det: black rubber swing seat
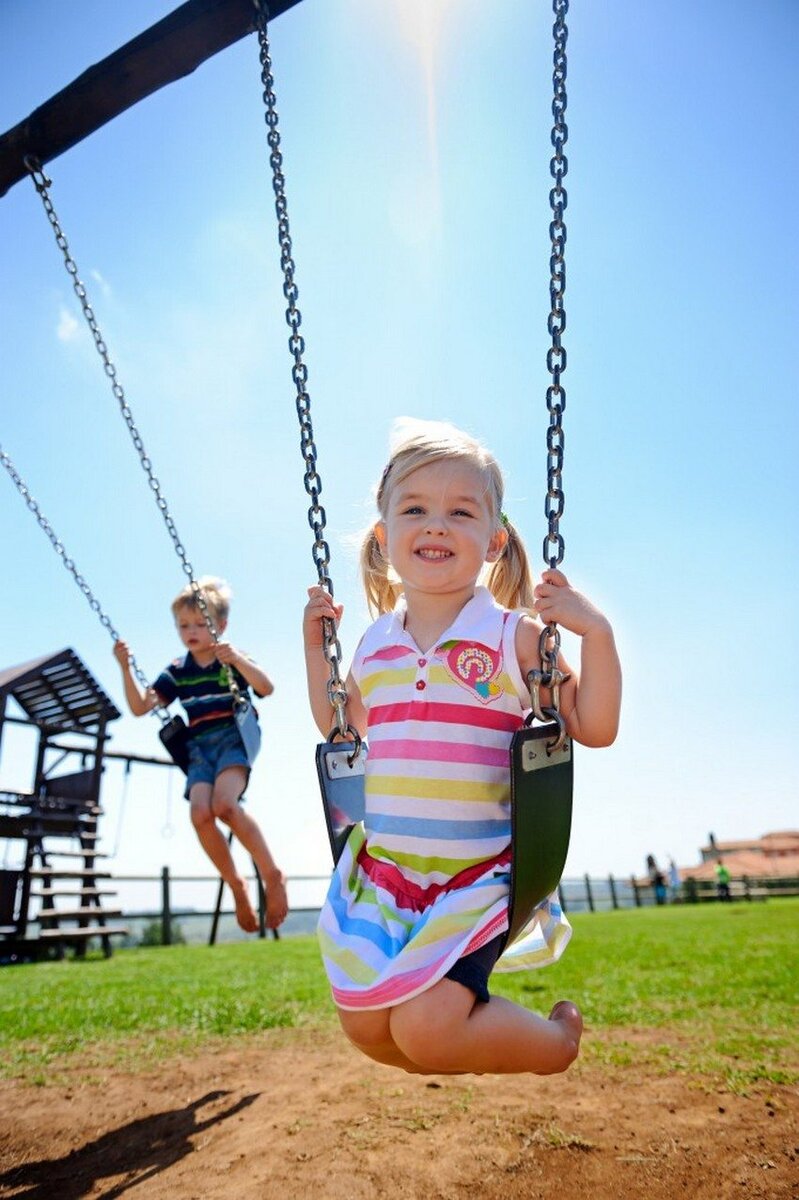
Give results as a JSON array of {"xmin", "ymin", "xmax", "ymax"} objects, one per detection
[{"xmin": 316, "ymin": 722, "xmax": 572, "ymax": 950}]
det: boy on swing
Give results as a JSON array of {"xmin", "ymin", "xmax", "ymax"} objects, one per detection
[{"xmin": 113, "ymin": 576, "xmax": 288, "ymax": 932}]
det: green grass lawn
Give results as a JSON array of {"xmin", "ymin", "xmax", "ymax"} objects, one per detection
[
  {"xmin": 2, "ymin": 899, "xmax": 796, "ymax": 1089},
  {"xmin": 493, "ymin": 899, "xmax": 798, "ymax": 1089}
]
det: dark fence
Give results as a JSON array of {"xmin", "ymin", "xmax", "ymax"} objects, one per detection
[
  {"xmin": 108, "ymin": 869, "xmax": 327, "ymax": 946},
  {"xmin": 97, "ymin": 869, "xmax": 799, "ymax": 947},
  {"xmin": 678, "ymin": 875, "xmax": 799, "ymax": 903},
  {"xmin": 562, "ymin": 873, "xmax": 799, "ymax": 912}
]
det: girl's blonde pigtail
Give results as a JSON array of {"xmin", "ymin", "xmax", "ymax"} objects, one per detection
[
  {"xmin": 485, "ymin": 520, "xmax": 536, "ymax": 612},
  {"xmin": 360, "ymin": 527, "xmax": 402, "ymax": 617}
]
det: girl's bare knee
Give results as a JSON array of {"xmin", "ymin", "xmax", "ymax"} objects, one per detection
[
  {"xmin": 337, "ymin": 1007, "xmax": 391, "ymax": 1050},
  {"xmin": 391, "ymin": 1019, "xmax": 449, "ymax": 1071},
  {"xmin": 390, "ymin": 990, "xmax": 466, "ymax": 1072},
  {"xmin": 336, "ymin": 1009, "xmax": 426, "ymax": 1072}
]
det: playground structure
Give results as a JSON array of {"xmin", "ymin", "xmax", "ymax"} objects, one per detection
[
  {"xmin": 0, "ymin": 648, "xmax": 128, "ymax": 960},
  {"xmin": 0, "ymin": 648, "xmax": 274, "ymax": 961}
]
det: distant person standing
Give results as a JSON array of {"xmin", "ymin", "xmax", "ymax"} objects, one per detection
[
  {"xmin": 652, "ymin": 870, "xmax": 667, "ymax": 906},
  {"xmin": 646, "ymin": 854, "xmax": 667, "ymax": 906},
  {"xmin": 715, "ymin": 859, "xmax": 732, "ymax": 901},
  {"xmin": 668, "ymin": 858, "xmax": 681, "ymax": 903}
]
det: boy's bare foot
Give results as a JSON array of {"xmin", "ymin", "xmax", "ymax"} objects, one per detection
[
  {"xmin": 264, "ymin": 870, "xmax": 289, "ymax": 929},
  {"xmin": 548, "ymin": 999, "xmax": 584, "ymax": 1054},
  {"xmin": 230, "ymin": 881, "xmax": 259, "ymax": 933}
]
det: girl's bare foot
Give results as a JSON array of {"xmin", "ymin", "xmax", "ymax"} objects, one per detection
[
  {"xmin": 264, "ymin": 870, "xmax": 289, "ymax": 929},
  {"xmin": 549, "ymin": 999, "xmax": 584, "ymax": 1058},
  {"xmin": 231, "ymin": 881, "xmax": 259, "ymax": 933}
]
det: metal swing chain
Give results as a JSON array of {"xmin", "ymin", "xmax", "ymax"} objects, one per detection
[
  {"xmin": 253, "ymin": 1, "xmax": 356, "ymax": 749},
  {"xmin": 0, "ymin": 444, "xmax": 170, "ymax": 720},
  {"xmin": 22, "ymin": 156, "xmax": 245, "ymax": 708},
  {"xmin": 528, "ymin": 0, "xmax": 570, "ymax": 749}
]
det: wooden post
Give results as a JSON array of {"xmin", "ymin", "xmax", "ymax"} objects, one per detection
[
  {"xmin": 608, "ymin": 873, "xmax": 618, "ymax": 909},
  {"xmin": 584, "ymin": 873, "xmax": 595, "ymax": 913},
  {"xmin": 161, "ymin": 865, "xmax": 172, "ymax": 946},
  {"xmin": 630, "ymin": 874, "xmax": 641, "ymax": 907}
]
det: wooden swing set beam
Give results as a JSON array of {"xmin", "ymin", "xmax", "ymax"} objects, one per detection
[{"xmin": 0, "ymin": 0, "xmax": 304, "ymax": 198}]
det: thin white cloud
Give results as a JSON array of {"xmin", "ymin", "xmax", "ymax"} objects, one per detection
[
  {"xmin": 90, "ymin": 268, "xmax": 112, "ymax": 298},
  {"xmin": 56, "ymin": 306, "xmax": 79, "ymax": 342}
]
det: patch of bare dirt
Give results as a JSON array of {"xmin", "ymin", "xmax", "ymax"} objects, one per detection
[{"xmin": 0, "ymin": 1028, "xmax": 797, "ymax": 1199}]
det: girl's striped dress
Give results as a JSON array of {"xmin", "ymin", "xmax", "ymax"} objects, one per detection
[{"xmin": 317, "ymin": 587, "xmax": 571, "ymax": 1010}]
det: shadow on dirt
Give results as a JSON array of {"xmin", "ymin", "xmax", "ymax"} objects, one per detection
[{"xmin": 0, "ymin": 1088, "xmax": 259, "ymax": 1199}]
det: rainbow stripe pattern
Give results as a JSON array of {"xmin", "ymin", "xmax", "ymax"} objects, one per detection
[{"xmin": 317, "ymin": 588, "xmax": 571, "ymax": 1010}]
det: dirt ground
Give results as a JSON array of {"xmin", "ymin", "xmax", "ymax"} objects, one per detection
[{"xmin": 0, "ymin": 1027, "xmax": 796, "ymax": 1200}]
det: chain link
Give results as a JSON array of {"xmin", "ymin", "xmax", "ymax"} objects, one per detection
[
  {"xmin": 0, "ymin": 444, "xmax": 169, "ymax": 719},
  {"xmin": 22, "ymin": 156, "xmax": 244, "ymax": 704},
  {"xmin": 254, "ymin": 3, "xmax": 356, "ymax": 746}
]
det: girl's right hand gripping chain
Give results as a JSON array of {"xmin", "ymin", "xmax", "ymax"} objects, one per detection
[
  {"xmin": 303, "ymin": 585, "xmax": 343, "ymax": 651},
  {"xmin": 304, "ymin": 586, "xmax": 346, "ymax": 736}
]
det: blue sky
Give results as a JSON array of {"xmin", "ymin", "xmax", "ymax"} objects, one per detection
[{"xmin": 1, "ymin": 0, "xmax": 797, "ymax": 914}]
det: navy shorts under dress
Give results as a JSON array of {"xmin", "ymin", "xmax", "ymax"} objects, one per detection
[{"xmin": 444, "ymin": 934, "xmax": 504, "ymax": 1003}]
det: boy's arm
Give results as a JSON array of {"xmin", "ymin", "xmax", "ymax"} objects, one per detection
[
  {"xmin": 112, "ymin": 640, "xmax": 160, "ymax": 717},
  {"xmin": 516, "ymin": 570, "xmax": 621, "ymax": 748},
  {"xmin": 216, "ymin": 644, "xmax": 274, "ymax": 697}
]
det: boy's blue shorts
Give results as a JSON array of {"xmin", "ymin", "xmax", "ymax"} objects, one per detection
[{"xmin": 184, "ymin": 723, "xmax": 249, "ymax": 798}]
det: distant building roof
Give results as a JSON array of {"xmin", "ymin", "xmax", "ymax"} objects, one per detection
[
  {"xmin": 699, "ymin": 831, "xmax": 799, "ymax": 862},
  {"xmin": 637, "ymin": 832, "xmax": 799, "ymax": 885},
  {"xmin": 680, "ymin": 851, "xmax": 799, "ymax": 881}
]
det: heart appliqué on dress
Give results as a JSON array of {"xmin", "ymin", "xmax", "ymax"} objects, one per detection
[{"xmin": 439, "ymin": 640, "xmax": 503, "ymax": 704}]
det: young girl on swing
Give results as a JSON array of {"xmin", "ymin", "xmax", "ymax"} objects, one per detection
[{"xmin": 303, "ymin": 418, "xmax": 621, "ymax": 1075}]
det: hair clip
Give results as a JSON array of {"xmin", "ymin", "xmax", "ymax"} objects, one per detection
[{"xmin": 500, "ymin": 511, "xmax": 510, "ymax": 528}]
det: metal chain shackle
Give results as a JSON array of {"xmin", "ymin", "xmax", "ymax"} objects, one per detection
[
  {"xmin": 254, "ymin": 2, "xmax": 354, "ymax": 745},
  {"xmin": 0, "ymin": 444, "xmax": 170, "ymax": 719},
  {"xmin": 22, "ymin": 156, "xmax": 246, "ymax": 705}
]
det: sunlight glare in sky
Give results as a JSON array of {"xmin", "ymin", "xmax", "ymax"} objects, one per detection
[{"xmin": 386, "ymin": 0, "xmax": 459, "ymax": 242}]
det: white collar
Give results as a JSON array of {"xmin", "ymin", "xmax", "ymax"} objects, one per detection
[{"xmin": 372, "ymin": 586, "xmax": 507, "ymax": 655}]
